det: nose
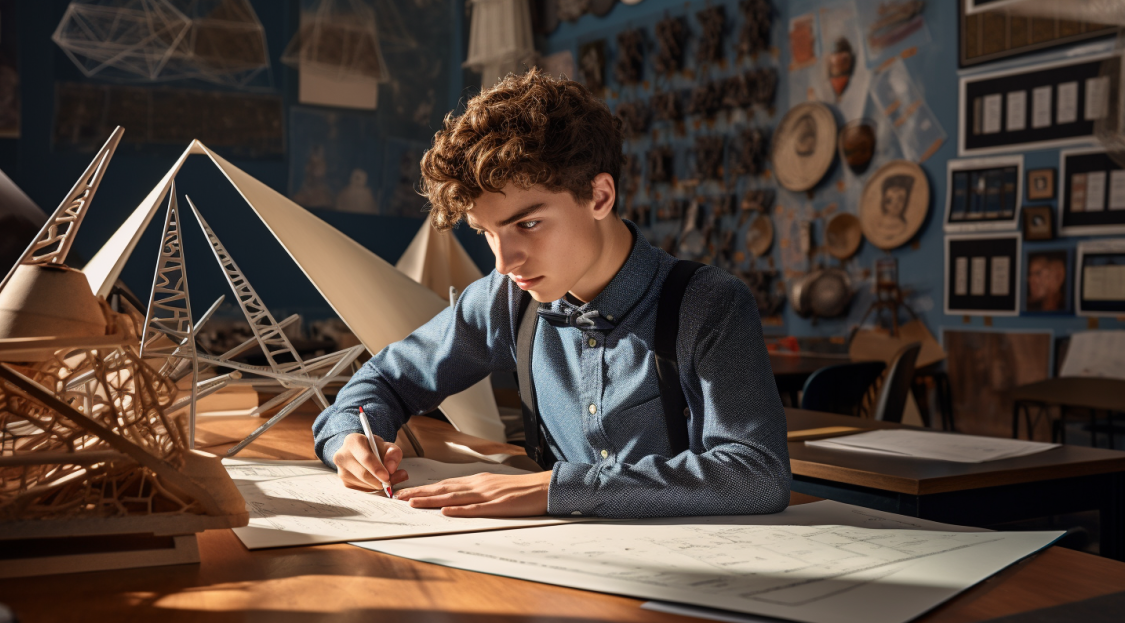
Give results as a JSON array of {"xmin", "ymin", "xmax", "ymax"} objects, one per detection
[{"xmin": 491, "ymin": 233, "xmax": 524, "ymax": 276}]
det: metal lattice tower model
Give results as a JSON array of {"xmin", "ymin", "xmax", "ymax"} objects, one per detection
[
  {"xmin": 0, "ymin": 126, "xmax": 123, "ymax": 292},
  {"xmin": 186, "ymin": 197, "xmax": 306, "ymax": 377}
]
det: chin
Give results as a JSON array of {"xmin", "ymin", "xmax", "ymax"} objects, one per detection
[{"xmin": 527, "ymin": 283, "xmax": 567, "ymax": 303}]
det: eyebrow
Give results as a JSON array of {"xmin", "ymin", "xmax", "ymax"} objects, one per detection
[{"xmin": 498, "ymin": 203, "xmax": 546, "ymax": 227}]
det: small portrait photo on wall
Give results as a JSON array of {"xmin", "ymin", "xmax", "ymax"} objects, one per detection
[
  {"xmin": 1022, "ymin": 205, "xmax": 1054, "ymax": 241},
  {"xmin": 1026, "ymin": 168, "xmax": 1056, "ymax": 201},
  {"xmin": 1023, "ymin": 249, "xmax": 1072, "ymax": 314}
]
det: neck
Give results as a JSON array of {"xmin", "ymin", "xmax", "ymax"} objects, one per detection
[{"xmin": 568, "ymin": 218, "xmax": 634, "ymax": 303}]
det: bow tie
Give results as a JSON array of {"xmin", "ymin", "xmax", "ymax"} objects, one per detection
[{"xmin": 537, "ymin": 307, "xmax": 617, "ymax": 331}]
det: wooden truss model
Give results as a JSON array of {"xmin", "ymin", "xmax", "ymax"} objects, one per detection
[{"xmin": 0, "ymin": 128, "xmax": 248, "ymax": 578}]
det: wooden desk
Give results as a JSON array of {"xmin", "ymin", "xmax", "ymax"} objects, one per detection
[
  {"xmin": 1011, "ymin": 377, "xmax": 1125, "ymax": 445},
  {"xmin": 3, "ymin": 413, "xmax": 1125, "ymax": 622},
  {"xmin": 787, "ymin": 408, "xmax": 1125, "ymax": 560},
  {"xmin": 770, "ymin": 352, "xmax": 850, "ymax": 405}
]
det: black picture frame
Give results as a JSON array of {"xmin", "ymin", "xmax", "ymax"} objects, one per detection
[
  {"xmin": 1058, "ymin": 149, "xmax": 1125, "ymax": 237},
  {"xmin": 945, "ymin": 233, "xmax": 1022, "ymax": 316}
]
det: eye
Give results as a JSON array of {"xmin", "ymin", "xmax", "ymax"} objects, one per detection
[{"xmin": 518, "ymin": 220, "xmax": 540, "ymax": 230}]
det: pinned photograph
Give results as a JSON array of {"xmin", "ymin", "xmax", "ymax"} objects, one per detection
[
  {"xmin": 1027, "ymin": 168, "xmax": 1055, "ymax": 201},
  {"xmin": 1022, "ymin": 205, "xmax": 1054, "ymax": 241},
  {"xmin": 1023, "ymin": 249, "xmax": 1071, "ymax": 314}
]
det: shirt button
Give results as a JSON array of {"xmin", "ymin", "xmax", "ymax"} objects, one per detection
[
  {"xmin": 588, "ymin": 404, "xmax": 597, "ymax": 415},
  {"xmin": 606, "ymin": 314, "xmax": 614, "ymax": 321},
  {"xmin": 572, "ymin": 511, "xmax": 582, "ymax": 516},
  {"xmin": 588, "ymin": 337, "xmax": 597, "ymax": 347},
  {"xmin": 600, "ymin": 449, "xmax": 609, "ymax": 459}
]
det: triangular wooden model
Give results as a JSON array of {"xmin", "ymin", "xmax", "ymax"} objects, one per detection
[{"xmin": 83, "ymin": 141, "xmax": 505, "ymax": 443}]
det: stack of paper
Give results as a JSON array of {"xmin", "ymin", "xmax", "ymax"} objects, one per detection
[
  {"xmin": 356, "ymin": 500, "xmax": 1060, "ymax": 623},
  {"xmin": 1059, "ymin": 331, "xmax": 1125, "ymax": 380},
  {"xmin": 222, "ymin": 457, "xmax": 575, "ymax": 549},
  {"xmin": 806, "ymin": 429, "xmax": 1059, "ymax": 463}
]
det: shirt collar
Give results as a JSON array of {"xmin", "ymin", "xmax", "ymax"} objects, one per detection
[{"xmin": 554, "ymin": 219, "xmax": 659, "ymax": 324}]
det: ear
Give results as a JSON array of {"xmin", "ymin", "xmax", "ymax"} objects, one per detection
[{"xmin": 589, "ymin": 173, "xmax": 617, "ymax": 222}]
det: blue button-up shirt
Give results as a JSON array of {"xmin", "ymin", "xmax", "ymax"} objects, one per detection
[{"xmin": 314, "ymin": 221, "xmax": 791, "ymax": 518}]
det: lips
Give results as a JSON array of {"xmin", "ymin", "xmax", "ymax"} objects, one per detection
[{"xmin": 512, "ymin": 276, "xmax": 543, "ymax": 290}]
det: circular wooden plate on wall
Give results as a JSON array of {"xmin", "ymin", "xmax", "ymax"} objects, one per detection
[
  {"xmin": 859, "ymin": 160, "xmax": 930, "ymax": 251},
  {"xmin": 745, "ymin": 213, "xmax": 774, "ymax": 257},
  {"xmin": 771, "ymin": 102, "xmax": 837, "ymax": 192},
  {"xmin": 825, "ymin": 212, "xmax": 863, "ymax": 259}
]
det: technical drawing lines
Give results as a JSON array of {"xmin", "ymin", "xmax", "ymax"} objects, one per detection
[
  {"xmin": 186, "ymin": 196, "xmax": 306, "ymax": 375},
  {"xmin": 0, "ymin": 126, "xmax": 123, "ymax": 292}
]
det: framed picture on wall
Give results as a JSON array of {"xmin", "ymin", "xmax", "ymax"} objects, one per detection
[
  {"xmin": 1022, "ymin": 205, "xmax": 1054, "ymax": 241},
  {"xmin": 959, "ymin": 1, "xmax": 1116, "ymax": 68},
  {"xmin": 944, "ymin": 155, "xmax": 1022, "ymax": 232},
  {"xmin": 1076, "ymin": 238, "xmax": 1125, "ymax": 316},
  {"xmin": 958, "ymin": 52, "xmax": 1122, "ymax": 156},
  {"xmin": 945, "ymin": 233, "xmax": 1021, "ymax": 316},
  {"xmin": 1022, "ymin": 246, "xmax": 1073, "ymax": 315},
  {"xmin": 1058, "ymin": 148, "xmax": 1125, "ymax": 236},
  {"xmin": 1026, "ymin": 168, "xmax": 1055, "ymax": 200}
]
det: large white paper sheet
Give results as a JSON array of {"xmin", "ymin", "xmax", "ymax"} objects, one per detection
[
  {"xmin": 356, "ymin": 501, "xmax": 1060, "ymax": 623},
  {"xmin": 223, "ymin": 457, "xmax": 573, "ymax": 549},
  {"xmin": 806, "ymin": 429, "xmax": 1058, "ymax": 463},
  {"xmin": 1059, "ymin": 330, "xmax": 1125, "ymax": 380}
]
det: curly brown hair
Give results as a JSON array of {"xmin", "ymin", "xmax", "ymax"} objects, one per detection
[{"xmin": 419, "ymin": 69, "xmax": 624, "ymax": 231}]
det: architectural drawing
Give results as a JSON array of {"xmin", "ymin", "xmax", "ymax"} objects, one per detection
[
  {"xmin": 360, "ymin": 501, "xmax": 1060, "ymax": 623},
  {"xmin": 222, "ymin": 457, "xmax": 568, "ymax": 549}
]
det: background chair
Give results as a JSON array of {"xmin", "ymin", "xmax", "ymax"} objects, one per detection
[
  {"xmin": 871, "ymin": 342, "xmax": 922, "ymax": 423},
  {"xmin": 799, "ymin": 361, "xmax": 886, "ymax": 417}
]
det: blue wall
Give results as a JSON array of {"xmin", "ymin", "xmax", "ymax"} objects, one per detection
[
  {"xmin": 1, "ymin": 0, "xmax": 493, "ymax": 322},
  {"xmin": 547, "ymin": 0, "xmax": 1123, "ymax": 359}
]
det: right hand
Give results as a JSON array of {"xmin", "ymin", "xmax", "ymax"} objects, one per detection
[{"xmin": 333, "ymin": 432, "xmax": 409, "ymax": 494}]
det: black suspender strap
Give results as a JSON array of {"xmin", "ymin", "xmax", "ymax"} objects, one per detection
[
  {"xmin": 654, "ymin": 260, "xmax": 704, "ymax": 456},
  {"xmin": 516, "ymin": 294, "xmax": 554, "ymax": 469},
  {"xmin": 514, "ymin": 259, "xmax": 703, "ymax": 468}
]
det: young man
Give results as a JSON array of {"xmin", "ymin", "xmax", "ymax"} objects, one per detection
[{"xmin": 313, "ymin": 70, "xmax": 790, "ymax": 519}]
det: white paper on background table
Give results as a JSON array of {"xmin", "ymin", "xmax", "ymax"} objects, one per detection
[
  {"xmin": 356, "ymin": 500, "xmax": 1060, "ymax": 623},
  {"xmin": 222, "ymin": 457, "xmax": 574, "ymax": 549},
  {"xmin": 805, "ymin": 429, "xmax": 1058, "ymax": 463},
  {"xmin": 1059, "ymin": 330, "xmax": 1125, "ymax": 379}
]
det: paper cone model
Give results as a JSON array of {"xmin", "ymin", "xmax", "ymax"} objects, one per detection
[
  {"xmin": 82, "ymin": 141, "xmax": 506, "ymax": 443},
  {"xmin": 397, "ymin": 220, "xmax": 485, "ymax": 300}
]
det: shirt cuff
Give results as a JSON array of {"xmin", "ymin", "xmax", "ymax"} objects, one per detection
[
  {"xmin": 546, "ymin": 461, "xmax": 598, "ymax": 516},
  {"xmin": 318, "ymin": 429, "xmax": 359, "ymax": 471}
]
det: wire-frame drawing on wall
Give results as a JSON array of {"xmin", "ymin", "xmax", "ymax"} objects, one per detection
[{"xmin": 52, "ymin": 0, "xmax": 271, "ymax": 88}]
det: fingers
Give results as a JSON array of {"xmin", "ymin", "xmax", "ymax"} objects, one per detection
[
  {"xmin": 389, "ymin": 470, "xmax": 410, "ymax": 486},
  {"xmin": 380, "ymin": 440, "xmax": 403, "ymax": 475}
]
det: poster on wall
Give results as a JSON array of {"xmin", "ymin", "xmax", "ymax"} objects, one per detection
[
  {"xmin": 1058, "ymin": 148, "xmax": 1125, "ymax": 236},
  {"xmin": 289, "ymin": 107, "xmax": 384, "ymax": 215},
  {"xmin": 943, "ymin": 329, "xmax": 1052, "ymax": 440},
  {"xmin": 944, "ymin": 233, "xmax": 1021, "ymax": 316},
  {"xmin": 1076, "ymin": 238, "xmax": 1125, "ymax": 317},
  {"xmin": 958, "ymin": 52, "xmax": 1122, "ymax": 157},
  {"xmin": 944, "ymin": 155, "xmax": 1022, "ymax": 233},
  {"xmin": 0, "ymin": 0, "xmax": 18, "ymax": 138},
  {"xmin": 959, "ymin": 0, "xmax": 1117, "ymax": 68},
  {"xmin": 1022, "ymin": 246, "xmax": 1073, "ymax": 315}
]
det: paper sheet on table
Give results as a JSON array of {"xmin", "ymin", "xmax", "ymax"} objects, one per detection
[
  {"xmin": 356, "ymin": 500, "xmax": 1059, "ymax": 623},
  {"xmin": 1059, "ymin": 331, "xmax": 1125, "ymax": 380},
  {"xmin": 806, "ymin": 429, "xmax": 1058, "ymax": 463},
  {"xmin": 222, "ymin": 457, "xmax": 575, "ymax": 549}
]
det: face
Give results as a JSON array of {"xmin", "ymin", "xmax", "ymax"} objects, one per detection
[
  {"xmin": 1028, "ymin": 256, "xmax": 1065, "ymax": 303},
  {"xmin": 795, "ymin": 115, "xmax": 817, "ymax": 156},
  {"xmin": 465, "ymin": 174, "xmax": 617, "ymax": 303},
  {"xmin": 882, "ymin": 186, "xmax": 908, "ymax": 218}
]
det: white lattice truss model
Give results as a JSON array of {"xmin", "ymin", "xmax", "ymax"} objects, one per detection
[
  {"xmin": 0, "ymin": 127, "xmax": 123, "ymax": 293},
  {"xmin": 82, "ymin": 140, "xmax": 506, "ymax": 443},
  {"xmin": 52, "ymin": 0, "xmax": 270, "ymax": 87},
  {"xmin": 183, "ymin": 197, "xmax": 364, "ymax": 456}
]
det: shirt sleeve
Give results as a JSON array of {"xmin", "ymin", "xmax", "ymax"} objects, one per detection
[
  {"xmin": 546, "ymin": 268, "xmax": 791, "ymax": 518},
  {"xmin": 313, "ymin": 271, "xmax": 520, "ymax": 469}
]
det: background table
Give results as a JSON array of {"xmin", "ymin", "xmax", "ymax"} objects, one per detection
[
  {"xmin": 787, "ymin": 408, "xmax": 1125, "ymax": 560},
  {"xmin": 3, "ymin": 411, "xmax": 1125, "ymax": 622}
]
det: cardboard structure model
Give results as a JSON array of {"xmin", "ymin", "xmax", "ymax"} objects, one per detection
[
  {"xmin": 396, "ymin": 219, "xmax": 485, "ymax": 301},
  {"xmin": 83, "ymin": 141, "xmax": 506, "ymax": 443}
]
